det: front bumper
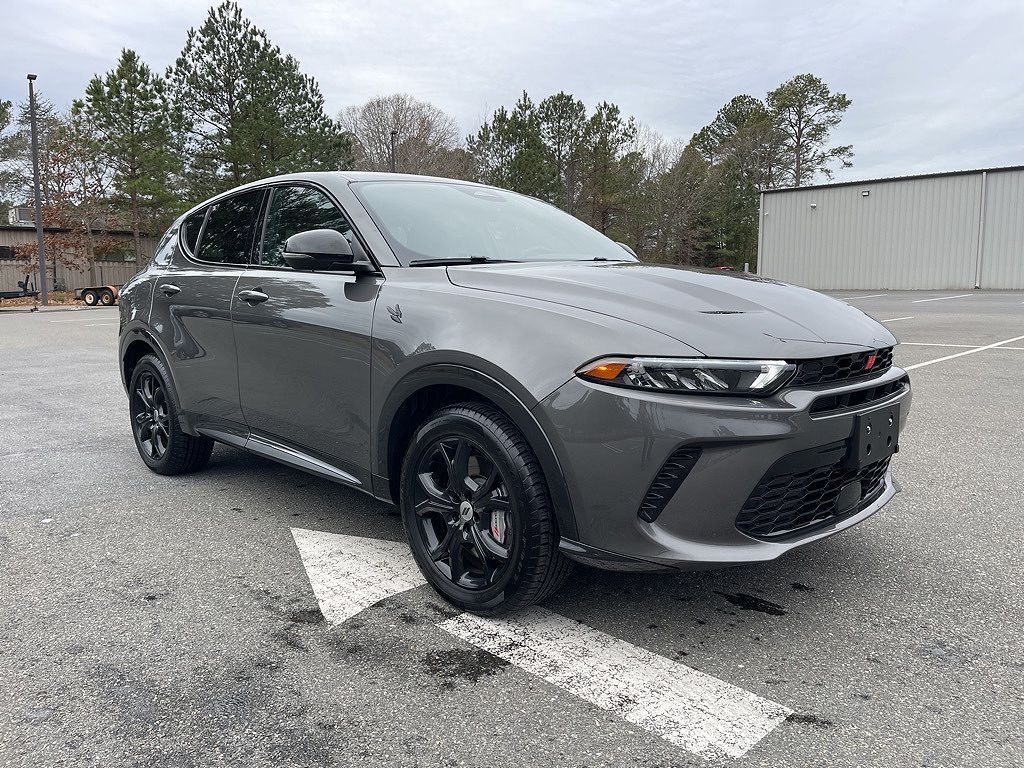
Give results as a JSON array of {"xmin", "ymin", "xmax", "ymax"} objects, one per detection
[{"xmin": 535, "ymin": 364, "xmax": 911, "ymax": 570}]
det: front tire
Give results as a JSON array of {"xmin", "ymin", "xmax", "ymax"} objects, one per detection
[
  {"xmin": 128, "ymin": 354, "xmax": 213, "ymax": 475},
  {"xmin": 400, "ymin": 402, "xmax": 572, "ymax": 615}
]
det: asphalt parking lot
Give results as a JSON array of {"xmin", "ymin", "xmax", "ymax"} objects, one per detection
[{"xmin": 2, "ymin": 291, "xmax": 1022, "ymax": 768}]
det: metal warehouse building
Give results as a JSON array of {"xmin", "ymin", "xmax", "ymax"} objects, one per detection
[{"xmin": 757, "ymin": 165, "xmax": 1024, "ymax": 290}]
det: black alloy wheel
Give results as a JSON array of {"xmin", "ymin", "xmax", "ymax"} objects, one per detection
[
  {"xmin": 132, "ymin": 371, "xmax": 171, "ymax": 461},
  {"xmin": 127, "ymin": 354, "xmax": 213, "ymax": 475},
  {"xmin": 411, "ymin": 435, "xmax": 513, "ymax": 590},
  {"xmin": 400, "ymin": 402, "xmax": 573, "ymax": 615}
]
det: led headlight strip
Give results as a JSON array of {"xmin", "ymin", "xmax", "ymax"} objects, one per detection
[{"xmin": 577, "ymin": 357, "xmax": 796, "ymax": 396}]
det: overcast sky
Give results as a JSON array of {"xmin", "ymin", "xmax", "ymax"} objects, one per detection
[{"xmin": 3, "ymin": 0, "xmax": 1022, "ymax": 183}]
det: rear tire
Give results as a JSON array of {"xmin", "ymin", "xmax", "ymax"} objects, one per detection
[
  {"xmin": 83, "ymin": 290, "xmax": 97, "ymax": 306},
  {"xmin": 400, "ymin": 402, "xmax": 573, "ymax": 615},
  {"xmin": 128, "ymin": 354, "xmax": 213, "ymax": 475}
]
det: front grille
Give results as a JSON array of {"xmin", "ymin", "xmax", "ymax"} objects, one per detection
[
  {"xmin": 810, "ymin": 375, "xmax": 909, "ymax": 415},
  {"xmin": 790, "ymin": 347, "xmax": 893, "ymax": 388},
  {"xmin": 637, "ymin": 447, "xmax": 701, "ymax": 523},
  {"xmin": 736, "ymin": 449, "xmax": 890, "ymax": 539}
]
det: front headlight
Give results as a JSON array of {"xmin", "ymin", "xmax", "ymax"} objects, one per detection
[{"xmin": 577, "ymin": 357, "xmax": 796, "ymax": 396}]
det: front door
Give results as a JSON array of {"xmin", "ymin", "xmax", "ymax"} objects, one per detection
[{"xmin": 232, "ymin": 184, "xmax": 382, "ymax": 487}]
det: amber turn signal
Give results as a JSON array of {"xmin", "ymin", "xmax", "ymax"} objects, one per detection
[{"xmin": 581, "ymin": 361, "xmax": 628, "ymax": 380}]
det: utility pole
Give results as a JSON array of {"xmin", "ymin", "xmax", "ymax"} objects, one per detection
[
  {"xmin": 390, "ymin": 129, "xmax": 397, "ymax": 174},
  {"xmin": 27, "ymin": 74, "xmax": 48, "ymax": 306}
]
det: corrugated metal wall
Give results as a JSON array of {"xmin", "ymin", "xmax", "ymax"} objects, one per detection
[
  {"xmin": 980, "ymin": 170, "xmax": 1024, "ymax": 289},
  {"xmin": 759, "ymin": 167, "xmax": 1024, "ymax": 289}
]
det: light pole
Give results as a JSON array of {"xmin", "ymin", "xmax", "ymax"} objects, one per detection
[
  {"xmin": 27, "ymin": 73, "xmax": 47, "ymax": 306},
  {"xmin": 390, "ymin": 129, "xmax": 397, "ymax": 174}
]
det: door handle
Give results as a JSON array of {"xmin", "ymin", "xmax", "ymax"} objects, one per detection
[
  {"xmin": 237, "ymin": 289, "xmax": 269, "ymax": 304},
  {"xmin": 160, "ymin": 283, "xmax": 181, "ymax": 296}
]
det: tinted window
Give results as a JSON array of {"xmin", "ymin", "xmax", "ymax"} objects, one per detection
[
  {"xmin": 352, "ymin": 181, "xmax": 633, "ymax": 266},
  {"xmin": 196, "ymin": 190, "xmax": 264, "ymax": 265},
  {"xmin": 182, "ymin": 208, "xmax": 206, "ymax": 255},
  {"xmin": 260, "ymin": 186, "xmax": 352, "ymax": 267}
]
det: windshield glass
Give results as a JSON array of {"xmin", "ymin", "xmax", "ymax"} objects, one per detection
[{"xmin": 352, "ymin": 181, "xmax": 636, "ymax": 266}]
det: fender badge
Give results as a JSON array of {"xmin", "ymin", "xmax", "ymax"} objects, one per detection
[{"xmin": 387, "ymin": 304, "xmax": 403, "ymax": 323}]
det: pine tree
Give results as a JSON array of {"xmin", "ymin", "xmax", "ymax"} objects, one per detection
[
  {"xmin": 536, "ymin": 92, "xmax": 588, "ymax": 213},
  {"xmin": 579, "ymin": 102, "xmax": 637, "ymax": 234},
  {"xmin": 166, "ymin": 1, "xmax": 352, "ymax": 198},
  {"xmin": 0, "ymin": 100, "xmax": 21, "ymax": 216},
  {"xmin": 467, "ymin": 92, "xmax": 557, "ymax": 200},
  {"xmin": 767, "ymin": 74, "xmax": 853, "ymax": 187},
  {"xmin": 76, "ymin": 49, "xmax": 182, "ymax": 265}
]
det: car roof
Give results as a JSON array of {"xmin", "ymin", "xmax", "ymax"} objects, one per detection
[{"xmin": 178, "ymin": 171, "xmax": 487, "ymax": 220}]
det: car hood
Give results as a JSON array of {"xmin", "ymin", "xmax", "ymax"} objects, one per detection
[{"xmin": 446, "ymin": 262, "xmax": 897, "ymax": 358}]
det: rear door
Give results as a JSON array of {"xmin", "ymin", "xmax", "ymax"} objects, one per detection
[
  {"xmin": 232, "ymin": 183, "xmax": 382, "ymax": 487},
  {"xmin": 149, "ymin": 188, "xmax": 266, "ymax": 443}
]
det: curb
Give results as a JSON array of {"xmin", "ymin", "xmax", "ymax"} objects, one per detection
[{"xmin": 0, "ymin": 305, "xmax": 116, "ymax": 314}]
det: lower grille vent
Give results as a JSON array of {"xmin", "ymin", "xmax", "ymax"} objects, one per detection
[
  {"xmin": 736, "ymin": 447, "xmax": 890, "ymax": 539},
  {"xmin": 638, "ymin": 447, "xmax": 701, "ymax": 523}
]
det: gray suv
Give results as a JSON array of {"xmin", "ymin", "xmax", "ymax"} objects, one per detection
[{"xmin": 119, "ymin": 172, "xmax": 912, "ymax": 614}]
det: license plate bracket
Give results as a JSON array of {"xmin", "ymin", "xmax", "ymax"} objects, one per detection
[{"xmin": 849, "ymin": 403, "xmax": 900, "ymax": 468}]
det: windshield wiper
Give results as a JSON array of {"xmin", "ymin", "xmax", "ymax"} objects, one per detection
[{"xmin": 408, "ymin": 256, "xmax": 520, "ymax": 267}]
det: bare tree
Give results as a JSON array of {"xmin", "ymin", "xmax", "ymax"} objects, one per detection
[{"xmin": 339, "ymin": 94, "xmax": 462, "ymax": 177}]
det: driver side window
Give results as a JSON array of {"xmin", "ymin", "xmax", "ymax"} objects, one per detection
[{"xmin": 260, "ymin": 186, "xmax": 353, "ymax": 267}]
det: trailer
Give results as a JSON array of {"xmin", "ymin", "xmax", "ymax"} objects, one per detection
[
  {"xmin": 0, "ymin": 274, "xmax": 39, "ymax": 303},
  {"xmin": 77, "ymin": 284, "xmax": 121, "ymax": 306}
]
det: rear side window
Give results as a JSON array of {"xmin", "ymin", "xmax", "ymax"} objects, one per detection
[
  {"xmin": 196, "ymin": 190, "xmax": 265, "ymax": 265},
  {"xmin": 182, "ymin": 208, "xmax": 206, "ymax": 255},
  {"xmin": 260, "ymin": 186, "xmax": 353, "ymax": 267}
]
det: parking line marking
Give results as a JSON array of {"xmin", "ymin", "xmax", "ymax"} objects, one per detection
[
  {"xmin": 901, "ymin": 342, "xmax": 977, "ymax": 347},
  {"xmin": 881, "ymin": 316, "xmax": 914, "ymax": 322},
  {"xmin": 904, "ymin": 334, "xmax": 1024, "ymax": 370},
  {"xmin": 844, "ymin": 293, "xmax": 887, "ymax": 300},
  {"xmin": 900, "ymin": 342, "xmax": 1024, "ymax": 350},
  {"xmin": 86, "ymin": 322, "xmax": 117, "ymax": 326},
  {"xmin": 911, "ymin": 293, "xmax": 973, "ymax": 303},
  {"xmin": 440, "ymin": 609, "xmax": 792, "ymax": 760},
  {"xmin": 293, "ymin": 527, "xmax": 792, "ymax": 759},
  {"xmin": 290, "ymin": 528, "xmax": 425, "ymax": 623}
]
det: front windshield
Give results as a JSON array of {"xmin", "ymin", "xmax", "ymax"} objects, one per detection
[{"xmin": 352, "ymin": 180, "xmax": 636, "ymax": 266}]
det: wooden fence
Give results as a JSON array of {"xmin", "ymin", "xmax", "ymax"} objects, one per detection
[{"xmin": 0, "ymin": 259, "xmax": 144, "ymax": 294}]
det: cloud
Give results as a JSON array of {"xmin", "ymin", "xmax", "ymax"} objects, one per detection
[{"xmin": 2, "ymin": 0, "xmax": 1021, "ymax": 181}]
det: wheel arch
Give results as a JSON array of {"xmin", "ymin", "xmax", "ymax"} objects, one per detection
[
  {"xmin": 375, "ymin": 363, "xmax": 578, "ymax": 540},
  {"xmin": 119, "ymin": 329, "xmax": 187, "ymax": 426}
]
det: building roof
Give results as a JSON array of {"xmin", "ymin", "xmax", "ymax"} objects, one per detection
[
  {"xmin": 763, "ymin": 164, "xmax": 1024, "ymax": 194},
  {"xmin": 0, "ymin": 223, "xmax": 143, "ymax": 237}
]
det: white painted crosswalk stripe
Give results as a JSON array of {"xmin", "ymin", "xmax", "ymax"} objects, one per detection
[
  {"xmin": 291, "ymin": 528, "xmax": 792, "ymax": 759},
  {"xmin": 440, "ymin": 608, "xmax": 792, "ymax": 760},
  {"xmin": 291, "ymin": 528, "xmax": 425, "ymax": 623}
]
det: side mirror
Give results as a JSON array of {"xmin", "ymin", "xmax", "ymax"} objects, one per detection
[{"xmin": 283, "ymin": 229, "xmax": 368, "ymax": 272}]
